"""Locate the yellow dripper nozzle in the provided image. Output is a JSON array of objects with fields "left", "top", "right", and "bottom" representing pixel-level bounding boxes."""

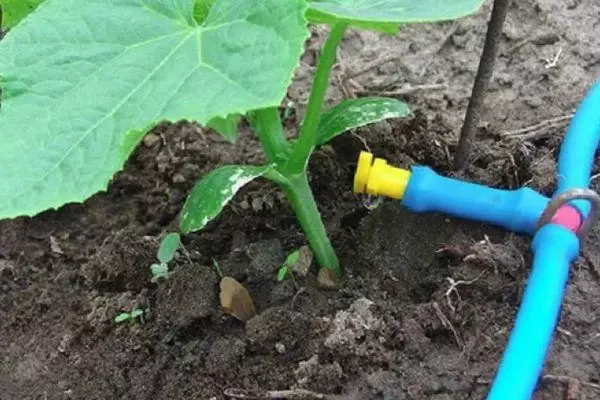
[{"left": 353, "top": 151, "right": 411, "bottom": 200}]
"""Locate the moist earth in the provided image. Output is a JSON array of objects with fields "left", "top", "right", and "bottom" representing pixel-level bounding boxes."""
[{"left": 2, "top": 1, "right": 600, "bottom": 399}]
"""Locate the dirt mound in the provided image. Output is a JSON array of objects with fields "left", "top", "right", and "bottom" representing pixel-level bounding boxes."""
[{"left": 2, "top": 1, "right": 600, "bottom": 398}]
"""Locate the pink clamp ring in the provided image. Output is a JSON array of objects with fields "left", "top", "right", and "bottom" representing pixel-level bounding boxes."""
[{"left": 536, "top": 188, "right": 600, "bottom": 240}]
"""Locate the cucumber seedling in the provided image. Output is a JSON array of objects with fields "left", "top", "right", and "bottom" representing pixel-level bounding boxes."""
[
  {"left": 277, "top": 249, "right": 301, "bottom": 287},
  {"left": 114, "top": 308, "right": 147, "bottom": 324},
  {"left": 0, "top": 0, "right": 486, "bottom": 279},
  {"left": 150, "top": 232, "right": 181, "bottom": 282}
]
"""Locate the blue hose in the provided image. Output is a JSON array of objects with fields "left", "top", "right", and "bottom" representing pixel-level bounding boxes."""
[
  {"left": 556, "top": 79, "right": 600, "bottom": 215},
  {"left": 402, "top": 166, "right": 548, "bottom": 235},
  {"left": 399, "top": 80, "right": 600, "bottom": 399},
  {"left": 486, "top": 225, "right": 579, "bottom": 399},
  {"left": 486, "top": 80, "right": 600, "bottom": 399}
]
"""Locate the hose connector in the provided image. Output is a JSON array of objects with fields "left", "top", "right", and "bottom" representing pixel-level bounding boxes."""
[{"left": 353, "top": 151, "right": 411, "bottom": 200}]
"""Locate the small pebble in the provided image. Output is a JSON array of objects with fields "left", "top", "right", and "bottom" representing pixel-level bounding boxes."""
[
  {"left": 290, "top": 245, "right": 313, "bottom": 277},
  {"left": 142, "top": 133, "right": 161, "bottom": 147},
  {"left": 172, "top": 173, "right": 186, "bottom": 183},
  {"left": 317, "top": 268, "right": 340, "bottom": 290},
  {"left": 275, "top": 342, "right": 286, "bottom": 354}
]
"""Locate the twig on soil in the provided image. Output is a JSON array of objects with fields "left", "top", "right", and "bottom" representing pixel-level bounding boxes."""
[
  {"left": 505, "top": 150, "right": 520, "bottom": 186},
  {"left": 355, "top": 83, "right": 447, "bottom": 97},
  {"left": 432, "top": 301, "right": 464, "bottom": 349},
  {"left": 542, "top": 374, "right": 600, "bottom": 399},
  {"left": 556, "top": 326, "right": 574, "bottom": 338},
  {"left": 444, "top": 271, "right": 486, "bottom": 313},
  {"left": 345, "top": 54, "right": 401, "bottom": 80},
  {"left": 224, "top": 388, "right": 330, "bottom": 399},
  {"left": 501, "top": 114, "right": 574, "bottom": 139},
  {"left": 454, "top": 0, "right": 511, "bottom": 170},
  {"left": 504, "top": 33, "right": 560, "bottom": 55},
  {"left": 543, "top": 46, "right": 564, "bottom": 69}
]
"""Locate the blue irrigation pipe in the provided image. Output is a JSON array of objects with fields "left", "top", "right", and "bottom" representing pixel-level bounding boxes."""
[
  {"left": 354, "top": 79, "right": 599, "bottom": 398},
  {"left": 485, "top": 224, "right": 579, "bottom": 399},
  {"left": 556, "top": 80, "right": 600, "bottom": 214},
  {"left": 392, "top": 79, "right": 600, "bottom": 399},
  {"left": 401, "top": 166, "right": 548, "bottom": 235},
  {"left": 485, "top": 79, "right": 600, "bottom": 399}
]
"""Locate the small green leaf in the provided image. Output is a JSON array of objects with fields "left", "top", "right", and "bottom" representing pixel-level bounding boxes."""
[
  {"left": 277, "top": 266, "right": 289, "bottom": 281},
  {"left": 114, "top": 313, "right": 131, "bottom": 323},
  {"left": 157, "top": 233, "right": 181, "bottom": 264},
  {"left": 150, "top": 263, "right": 170, "bottom": 281},
  {"left": 316, "top": 97, "right": 411, "bottom": 145},
  {"left": 284, "top": 250, "right": 300, "bottom": 266},
  {"left": 0, "top": 0, "right": 46, "bottom": 29},
  {"left": 206, "top": 114, "right": 241, "bottom": 143},
  {"left": 213, "top": 259, "right": 224, "bottom": 279},
  {"left": 180, "top": 165, "right": 272, "bottom": 233},
  {"left": 130, "top": 309, "right": 145, "bottom": 319},
  {"left": 307, "top": 0, "right": 486, "bottom": 32}
]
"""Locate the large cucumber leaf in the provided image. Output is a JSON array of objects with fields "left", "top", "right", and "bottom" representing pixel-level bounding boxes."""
[
  {"left": 0, "top": 0, "right": 308, "bottom": 220},
  {"left": 180, "top": 165, "right": 272, "bottom": 233},
  {"left": 316, "top": 97, "right": 410, "bottom": 145},
  {"left": 0, "top": 0, "right": 46, "bottom": 29},
  {"left": 307, "top": 0, "right": 486, "bottom": 32}
]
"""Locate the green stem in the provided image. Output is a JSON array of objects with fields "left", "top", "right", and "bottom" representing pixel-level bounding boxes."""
[
  {"left": 251, "top": 107, "right": 289, "bottom": 164},
  {"left": 284, "top": 23, "right": 347, "bottom": 175},
  {"left": 283, "top": 174, "right": 341, "bottom": 277}
]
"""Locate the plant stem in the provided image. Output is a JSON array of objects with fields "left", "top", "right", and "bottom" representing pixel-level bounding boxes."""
[
  {"left": 284, "top": 23, "right": 347, "bottom": 175},
  {"left": 454, "top": 0, "right": 510, "bottom": 170},
  {"left": 283, "top": 174, "right": 340, "bottom": 277},
  {"left": 257, "top": 25, "right": 347, "bottom": 277},
  {"left": 251, "top": 107, "right": 289, "bottom": 164}
]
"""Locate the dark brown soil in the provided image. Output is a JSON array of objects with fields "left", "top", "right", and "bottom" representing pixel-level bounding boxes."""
[{"left": 2, "top": 1, "right": 600, "bottom": 399}]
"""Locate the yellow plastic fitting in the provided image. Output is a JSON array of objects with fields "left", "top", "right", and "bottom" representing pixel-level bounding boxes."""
[{"left": 353, "top": 151, "right": 411, "bottom": 200}]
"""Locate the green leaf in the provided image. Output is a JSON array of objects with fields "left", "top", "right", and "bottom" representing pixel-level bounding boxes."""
[
  {"left": 284, "top": 250, "right": 300, "bottom": 266},
  {"left": 0, "top": 0, "right": 46, "bottom": 29},
  {"left": 213, "top": 259, "right": 224, "bottom": 279},
  {"left": 0, "top": 0, "right": 309, "bottom": 220},
  {"left": 150, "top": 263, "right": 170, "bottom": 281},
  {"left": 157, "top": 232, "right": 181, "bottom": 264},
  {"left": 316, "top": 97, "right": 411, "bottom": 145},
  {"left": 307, "top": 0, "right": 486, "bottom": 32},
  {"left": 130, "top": 309, "right": 145, "bottom": 319},
  {"left": 277, "top": 266, "right": 289, "bottom": 281},
  {"left": 180, "top": 165, "right": 272, "bottom": 233},
  {"left": 206, "top": 114, "right": 241, "bottom": 143},
  {"left": 114, "top": 313, "right": 131, "bottom": 323}
]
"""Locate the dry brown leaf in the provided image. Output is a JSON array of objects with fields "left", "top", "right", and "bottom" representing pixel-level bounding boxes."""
[{"left": 219, "top": 277, "right": 256, "bottom": 321}]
